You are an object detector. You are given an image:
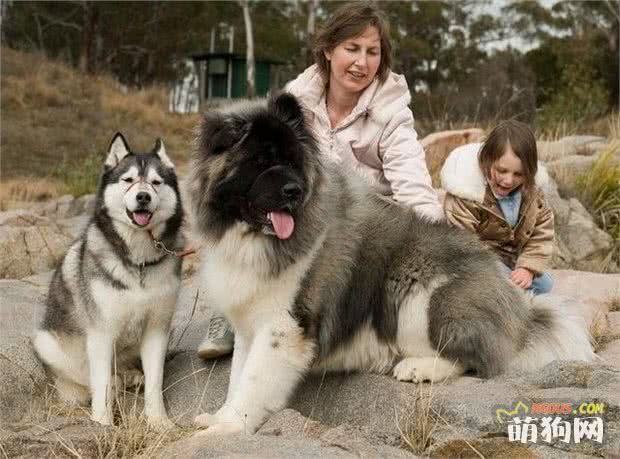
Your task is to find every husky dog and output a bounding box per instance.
[33,133,183,427]
[189,93,593,436]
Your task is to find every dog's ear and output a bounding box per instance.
[105,132,132,167]
[199,112,250,156]
[269,92,305,129]
[153,138,175,169]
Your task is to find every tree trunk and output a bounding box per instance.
[78,1,98,74]
[241,0,256,98]
[305,0,319,67]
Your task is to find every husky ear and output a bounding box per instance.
[199,112,250,156]
[154,138,175,169]
[105,133,131,167]
[269,92,305,128]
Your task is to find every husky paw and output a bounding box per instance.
[193,420,246,437]
[194,405,248,435]
[90,411,113,426]
[147,416,175,431]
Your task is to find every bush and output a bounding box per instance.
[52,154,102,197]
[576,144,620,270]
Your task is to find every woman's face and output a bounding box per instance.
[324,25,381,97]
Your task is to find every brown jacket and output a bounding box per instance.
[440,143,554,274]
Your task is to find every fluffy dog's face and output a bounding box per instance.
[100,133,179,231]
[191,94,317,241]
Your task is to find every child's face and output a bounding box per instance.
[488,146,525,197]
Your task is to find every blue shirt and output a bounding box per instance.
[495,190,522,228]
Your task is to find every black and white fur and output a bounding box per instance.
[33,133,183,427]
[189,93,594,436]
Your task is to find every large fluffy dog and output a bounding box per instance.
[189,93,593,435]
[34,133,183,427]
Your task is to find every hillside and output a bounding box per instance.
[1,47,199,202]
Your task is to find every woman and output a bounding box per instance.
[199,2,443,359]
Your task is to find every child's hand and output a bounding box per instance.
[510,268,533,289]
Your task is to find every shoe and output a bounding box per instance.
[197,314,234,359]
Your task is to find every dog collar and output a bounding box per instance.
[148,230,196,258]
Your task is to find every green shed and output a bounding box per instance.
[192,53,284,104]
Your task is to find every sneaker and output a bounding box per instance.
[197,314,234,359]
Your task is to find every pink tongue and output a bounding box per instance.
[133,212,151,226]
[270,211,294,240]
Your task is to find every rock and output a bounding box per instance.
[421,128,486,187]
[537,136,609,162]
[551,270,620,325]
[41,194,96,220]
[598,340,620,371]
[0,275,51,426]
[546,154,600,196]
[541,175,617,272]
[527,361,619,389]
[156,432,358,458]
[0,212,75,279]
[0,416,108,458]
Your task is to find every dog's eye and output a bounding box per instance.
[122,177,133,183]
[152,180,162,186]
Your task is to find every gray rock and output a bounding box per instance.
[41,194,95,220]
[0,416,109,458]
[546,154,599,196]
[541,174,617,272]
[0,214,74,279]
[0,275,50,426]
[538,136,609,162]
[156,433,356,458]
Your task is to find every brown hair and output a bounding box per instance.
[312,2,392,83]
[479,120,538,187]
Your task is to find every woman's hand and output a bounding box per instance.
[510,268,533,289]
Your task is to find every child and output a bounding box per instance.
[440,120,554,295]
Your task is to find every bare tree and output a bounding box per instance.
[240,0,255,98]
[305,0,319,67]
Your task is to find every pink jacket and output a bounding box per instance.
[286,65,444,221]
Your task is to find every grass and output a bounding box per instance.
[21,378,200,459]
[606,291,620,312]
[397,383,439,454]
[575,144,620,271]
[1,46,199,183]
[0,177,66,210]
[50,153,103,198]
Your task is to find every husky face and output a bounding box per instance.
[191,94,319,242]
[102,134,179,230]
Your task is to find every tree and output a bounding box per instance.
[240,0,255,98]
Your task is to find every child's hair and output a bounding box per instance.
[479,120,538,187]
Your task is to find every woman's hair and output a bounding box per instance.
[479,120,538,187]
[312,2,392,83]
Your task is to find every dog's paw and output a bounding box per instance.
[147,415,175,431]
[90,410,113,426]
[393,357,461,383]
[193,420,246,437]
[393,358,425,383]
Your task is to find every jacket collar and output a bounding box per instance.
[440,142,551,204]
[285,64,412,125]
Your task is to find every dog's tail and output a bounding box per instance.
[509,294,595,372]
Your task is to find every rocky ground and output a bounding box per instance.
[1,133,619,457]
